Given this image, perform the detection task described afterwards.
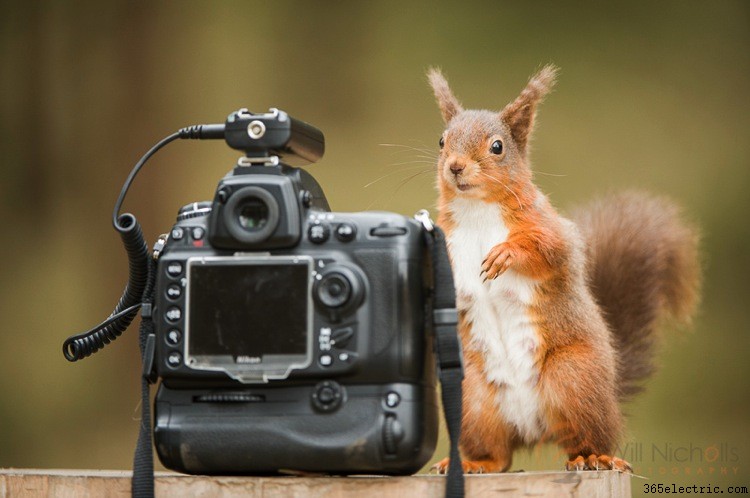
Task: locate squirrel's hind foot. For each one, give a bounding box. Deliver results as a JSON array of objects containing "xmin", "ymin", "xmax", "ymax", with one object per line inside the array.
[
  {"xmin": 565, "ymin": 454, "xmax": 632, "ymax": 472},
  {"xmin": 432, "ymin": 457, "xmax": 507, "ymax": 474}
]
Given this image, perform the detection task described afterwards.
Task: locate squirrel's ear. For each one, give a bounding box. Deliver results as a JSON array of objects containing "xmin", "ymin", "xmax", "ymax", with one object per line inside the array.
[
  {"xmin": 427, "ymin": 67, "xmax": 463, "ymax": 124},
  {"xmin": 501, "ymin": 64, "xmax": 558, "ymax": 154}
]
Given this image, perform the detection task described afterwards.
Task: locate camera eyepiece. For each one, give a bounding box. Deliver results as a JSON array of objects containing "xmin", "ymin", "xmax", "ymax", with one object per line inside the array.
[
  {"xmin": 238, "ymin": 199, "xmax": 269, "ymax": 231},
  {"xmin": 223, "ymin": 187, "xmax": 280, "ymax": 244}
]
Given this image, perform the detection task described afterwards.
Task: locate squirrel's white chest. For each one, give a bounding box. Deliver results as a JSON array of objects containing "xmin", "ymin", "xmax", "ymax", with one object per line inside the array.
[{"xmin": 446, "ymin": 198, "xmax": 544, "ymax": 442}]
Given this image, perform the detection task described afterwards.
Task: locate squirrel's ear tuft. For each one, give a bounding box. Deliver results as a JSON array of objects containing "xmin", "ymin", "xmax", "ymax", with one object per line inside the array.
[
  {"xmin": 427, "ymin": 67, "xmax": 463, "ymax": 124},
  {"xmin": 501, "ymin": 64, "xmax": 558, "ymax": 154}
]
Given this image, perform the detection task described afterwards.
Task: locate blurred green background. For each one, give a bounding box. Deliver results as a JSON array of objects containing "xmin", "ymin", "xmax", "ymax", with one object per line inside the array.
[{"xmin": 1, "ymin": 1, "xmax": 748, "ymax": 495}]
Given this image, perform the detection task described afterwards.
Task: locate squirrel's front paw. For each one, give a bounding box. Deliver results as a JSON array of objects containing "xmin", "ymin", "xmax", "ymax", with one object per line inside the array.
[{"xmin": 481, "ymin": 243, "xmax": 516, "ymax": 281}]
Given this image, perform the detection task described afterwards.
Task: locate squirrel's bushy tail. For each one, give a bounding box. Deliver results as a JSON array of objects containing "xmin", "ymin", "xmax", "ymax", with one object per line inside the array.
[{"xmin": 571, "ymin": 191, "xmax": 701, "ymax": 399}]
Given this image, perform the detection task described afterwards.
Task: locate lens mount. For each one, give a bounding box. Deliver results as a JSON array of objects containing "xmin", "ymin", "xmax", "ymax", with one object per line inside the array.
[{"xmin": 223, "ymin": 186, "xmax": 280, "ymax": 245}]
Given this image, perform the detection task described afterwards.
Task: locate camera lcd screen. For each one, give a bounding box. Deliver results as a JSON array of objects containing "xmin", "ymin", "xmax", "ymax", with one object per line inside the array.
[{"xmin": 187, "ymin": 259, "xmax": 310, "ymax": 362}]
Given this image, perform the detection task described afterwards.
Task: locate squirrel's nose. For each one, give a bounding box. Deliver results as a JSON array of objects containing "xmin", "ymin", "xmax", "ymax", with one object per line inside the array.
[{"xmin": 449, "ymin": 162, "xmax": 465, "ymax": 175}]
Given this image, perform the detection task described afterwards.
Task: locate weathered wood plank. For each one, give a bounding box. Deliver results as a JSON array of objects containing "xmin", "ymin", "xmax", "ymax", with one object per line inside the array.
[{"xmin": 0, "ymin": 469, "xmax": 631, "ymax": 498}]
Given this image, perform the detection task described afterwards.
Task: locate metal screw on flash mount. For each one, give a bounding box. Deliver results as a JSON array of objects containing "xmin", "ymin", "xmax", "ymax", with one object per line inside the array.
[
  {"xmin": 247, "ymin": 120, "xmax": 266, "ymax": 139},
  {"xmin": 237, "ymin": 155, "xmax": 280, "ymax": 167}
]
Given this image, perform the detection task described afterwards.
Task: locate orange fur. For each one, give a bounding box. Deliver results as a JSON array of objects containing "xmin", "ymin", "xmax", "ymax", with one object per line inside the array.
[{"xmin": 427, "ymin": 66, "xmax": 700, "ymax": 474}]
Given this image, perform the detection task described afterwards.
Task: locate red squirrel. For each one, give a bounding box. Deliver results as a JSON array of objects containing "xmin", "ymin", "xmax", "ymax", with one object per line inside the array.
[{"xmin": 427, "ymin": 65, "xmax": 701, "ymax": 473}]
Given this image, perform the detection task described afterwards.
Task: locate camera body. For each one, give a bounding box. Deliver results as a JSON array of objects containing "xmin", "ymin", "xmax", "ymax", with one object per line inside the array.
[{"xmin": 151, "ymin": 109, "xmax": 439, "ymax": 474}]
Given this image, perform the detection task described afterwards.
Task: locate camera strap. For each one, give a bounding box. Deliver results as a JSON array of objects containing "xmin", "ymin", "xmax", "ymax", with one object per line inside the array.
[
  {"xmin": 133, "ymin": 259, "xmax": 156, "ymax": 498},
  {"xmin": 419, "ymin": 213, "xmax": 465, "ymax": 498}
]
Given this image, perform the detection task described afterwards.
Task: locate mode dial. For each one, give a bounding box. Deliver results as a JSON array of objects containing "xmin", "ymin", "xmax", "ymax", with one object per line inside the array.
[{"xmin": 177, "ymin": 201, "xmax": 213, "ymax": 222}]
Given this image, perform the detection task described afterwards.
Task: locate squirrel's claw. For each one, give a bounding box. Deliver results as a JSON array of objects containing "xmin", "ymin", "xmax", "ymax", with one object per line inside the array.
[
  {"xmin": 482, "ymin": 243, "xmax": 514, "ymax": 281},
  {"xmin": 566, "ymin": 454, "xmax": 632, "ymax": 473},
  {"xmin": 566, "ymin": 455, "xmax": 587, "ymax": 471},
  {"xmin": 431, "ymin": 458, "xmax": 450, "ymax": 474}
]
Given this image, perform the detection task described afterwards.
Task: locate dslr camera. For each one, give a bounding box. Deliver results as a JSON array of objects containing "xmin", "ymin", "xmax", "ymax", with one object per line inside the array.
[
  {"xmin": 153, "ymin": 108, "xmax": 440, "ymax": 474},
  {"xmin": 63, "ymin": 108, "xmax": 462, "ymax": 478}
]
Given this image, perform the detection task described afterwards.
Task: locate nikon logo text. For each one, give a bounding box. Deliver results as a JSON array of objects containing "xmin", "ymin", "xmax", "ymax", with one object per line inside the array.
[{"xmin": 235, "ymin": 356, "xmax": 261, "ymax": 364}]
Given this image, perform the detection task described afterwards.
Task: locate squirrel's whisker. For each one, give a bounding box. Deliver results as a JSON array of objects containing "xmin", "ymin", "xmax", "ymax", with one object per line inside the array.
[
  {"xmin": 379, "ymin": 143, "xmax": 437, "ymax": 157},
  {"xmin": 364, "ymin": 164, "xmax": 434, "ymax": 188},
  {"xmin": 365, "ymin": 168, "xmax": 433, "ymax": 209}
]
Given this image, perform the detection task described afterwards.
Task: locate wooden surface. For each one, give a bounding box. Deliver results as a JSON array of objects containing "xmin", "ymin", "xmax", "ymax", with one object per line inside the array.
[{"xmin": 0, "ymin": 468, "xmax": 631, "ymax": 497}]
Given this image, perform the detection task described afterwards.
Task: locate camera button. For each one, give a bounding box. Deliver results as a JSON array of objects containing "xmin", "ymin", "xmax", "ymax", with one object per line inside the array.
[
  {"xmin": 191, "ymin": 227, "xmax": 205, "ymax": 240},
  {"xmin": 166, "ymin": 284, "xmax": 182, "ymax": 300},
  {"xmin": 370, "ymin": 226, "xmax": 408, "ymax": 237},
  {"xmin": 308, "ymin": 222, "xmax": 330, "ymax": 244},
  {"xmin": 312, "ymin": 380, "xmax": 343, "ymax": 412},
  {"xmin": 319, "ymin": 354, "xmax": 333, "ymax": 367},
  {"xmin": 171, "ymin": 227, "xmax": 184, "ymax": 241},
  {"xmin": 318, "ymin": 386, "xmax": 335, "ymax": 404},
  {"xmin": 167, "ymin": 262, "xmax": 183, "ymax": 277},
  {"xmin": 385, "ymin": 392, "xmax": 401, "ymax": 408},
  {"xmin": 165, "ymin": 306, "xmax": 181, "ymax": 323},
  {"xmin": 166, "ymin": 351, "xmax": 182, "ymax": 368},
  {"xmin": 331, "ymin": 327, "xmax": 354, "ymax": 349},
  {"xmin": 335, "ymin": 223, "xmax": 356, "ymax": 242},
  {"xmin": 166, "ymin": 329, "xmax": 182, "ymax": 346}
]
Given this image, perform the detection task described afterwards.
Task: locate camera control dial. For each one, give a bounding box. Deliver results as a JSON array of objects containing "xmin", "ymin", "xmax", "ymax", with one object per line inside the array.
[
  {"xmin": 313, "ymin": 265, "xmax": 364, "ymax": 314},
  {"xmin": 311, "ymin": 380, "xmax": 344, "ymax": 412},
  {"xmin": 177, "ymin": 201, "xmax": 213, "ymax": 222}
]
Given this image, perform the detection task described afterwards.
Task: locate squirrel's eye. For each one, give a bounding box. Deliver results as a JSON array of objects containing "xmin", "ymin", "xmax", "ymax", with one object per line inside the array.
[
  {"xmin": 439, "ymin": 136, "xmax": 445, "ymax": 149},
  {"xmin": 490, "ymin": 140, "xmax": 503, "ymax": 155}
]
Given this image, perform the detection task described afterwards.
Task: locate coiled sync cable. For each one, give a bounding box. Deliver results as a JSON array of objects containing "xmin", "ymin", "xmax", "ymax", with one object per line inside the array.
[
  {"xmin": 62, "ymin": 125, "xmax": 224, "ymax": 362},
  {"xmin": 62, "ymin": 214, "xmax": 150, "ymax": 361}
]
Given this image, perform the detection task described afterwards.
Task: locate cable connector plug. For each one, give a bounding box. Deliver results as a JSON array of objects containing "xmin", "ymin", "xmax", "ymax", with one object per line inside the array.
[{"xmin": 178, "ymin": 124, "xmax": 225, "ymax": 140}]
